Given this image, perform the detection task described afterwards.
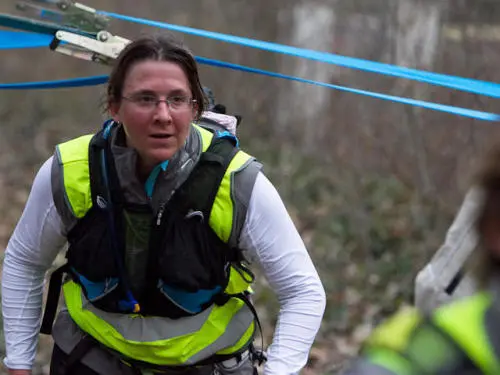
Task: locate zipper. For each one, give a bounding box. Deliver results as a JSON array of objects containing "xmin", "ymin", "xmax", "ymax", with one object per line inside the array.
[
  {"xmin": 143, "ymin": 202, "xmax": 166, "ymax": 313},
  {"xmin": 156, "ymin": 204, "xmax": 166, "ymax": 226},
  {"xmin": 155, "ymin": 188, "xmax": 176, "ymax": 226}
]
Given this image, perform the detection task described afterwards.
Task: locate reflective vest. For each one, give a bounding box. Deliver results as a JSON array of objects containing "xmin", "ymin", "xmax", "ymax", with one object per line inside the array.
[
  {"xmin": 50, "ymin": 124, "xmax": 259, "ymax": 366},
  {"xmin": 362, "ymin": 292, "xmax": 500, "ymax": 375}
]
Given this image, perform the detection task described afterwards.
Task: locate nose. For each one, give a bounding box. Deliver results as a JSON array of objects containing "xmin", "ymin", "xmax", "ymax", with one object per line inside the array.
[{"xmin": 153, "ymin": 101, "xmax": 173, "ymax": 123}]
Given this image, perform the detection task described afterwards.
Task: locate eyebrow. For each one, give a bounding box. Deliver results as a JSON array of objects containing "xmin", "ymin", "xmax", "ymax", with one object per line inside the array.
[{"xmin": 127, "ymin": 89, "xmax": 190, "ymax": 97}]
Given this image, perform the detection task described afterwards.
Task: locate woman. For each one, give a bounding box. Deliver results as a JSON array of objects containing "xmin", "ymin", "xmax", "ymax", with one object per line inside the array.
[
  {"xmin": 341, "ymin": 145, "xmax": 500, "ymax": 375},
  {"xmin": 1, "ymin": 33, "xmax": 326, "ymax": 375}
]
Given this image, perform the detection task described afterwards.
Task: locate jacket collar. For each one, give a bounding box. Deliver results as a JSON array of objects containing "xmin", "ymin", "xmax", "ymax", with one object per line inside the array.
[{"xmin": 108, "ymin": 123, "xmax": 202, "ymax": 211}]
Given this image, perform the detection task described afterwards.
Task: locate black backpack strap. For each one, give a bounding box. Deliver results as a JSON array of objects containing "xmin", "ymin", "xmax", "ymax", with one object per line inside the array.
[
  {"xmin": 40, "ymin": 264, "xmax": 69, "ymax": 335},
  {"xmin": 88, "ymin": 132, "xmax": 106, "ymax": 208},
  {"xmin": 88, "ymin": 121, "xmax": 124, "ymax": 209},
  {"xmin": 173, "ymin": 131, "xmax": 239, "ymax": 219},
  {"xmin": 62, "ymin": 335, "xmax": 97, "ymax": 375},
  {"xmin": 88, "ymin": 120, "xmax": 140, "ymax": 313},
  {"xmin": 200, "ymin": 132, "xmax": 240, "ymax": 217}
]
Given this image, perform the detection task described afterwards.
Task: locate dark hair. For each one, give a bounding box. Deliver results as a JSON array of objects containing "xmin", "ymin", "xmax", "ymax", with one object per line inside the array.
[
  {"xmin": 473, "ymin": 145, "xmax": 500, "ymax": 286},
  {"xmin": 106, "ymin": 33, "xmax": 206, "ymax": 119},
  {"xmin": 475, "ymin": 146, "xmax": 500, "ymax": 235}
]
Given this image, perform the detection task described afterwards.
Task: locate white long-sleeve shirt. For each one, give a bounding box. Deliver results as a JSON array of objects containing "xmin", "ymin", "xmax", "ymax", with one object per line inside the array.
[{"xmin": 2, "ymin": 156, "xmax": 326, "ymax": 375}]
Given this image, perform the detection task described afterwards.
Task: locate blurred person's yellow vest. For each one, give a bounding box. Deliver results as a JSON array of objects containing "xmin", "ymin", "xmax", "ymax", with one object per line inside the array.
[{"xmin": 360, "ymin": 292, "xmax": 500, "ymax": 375}]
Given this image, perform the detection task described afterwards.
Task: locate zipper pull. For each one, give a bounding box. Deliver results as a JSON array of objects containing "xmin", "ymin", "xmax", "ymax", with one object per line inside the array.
[{"xmin": 156, "ymin": 204, "xmax": 165, "ymax": 226}]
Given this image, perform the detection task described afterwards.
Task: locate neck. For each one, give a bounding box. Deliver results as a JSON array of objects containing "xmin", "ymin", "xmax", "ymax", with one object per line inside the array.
[{"xmin": 136, "ymin": 161, "xmax": 154, "ymax": 184}]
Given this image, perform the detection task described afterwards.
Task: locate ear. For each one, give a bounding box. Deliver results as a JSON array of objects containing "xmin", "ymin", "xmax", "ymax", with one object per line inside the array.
[
  {"xmin": 109, "ymin": 101, "xmax": 121, "ymax": 122},
  {"xmin": 192, "ymin": 101, "xmax": 199, "ymax": 118}
]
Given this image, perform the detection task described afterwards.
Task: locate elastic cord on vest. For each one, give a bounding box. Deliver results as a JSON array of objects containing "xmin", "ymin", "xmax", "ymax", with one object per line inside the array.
[
  {"xmin": 213, "ymin": 292, "xmax": 267, "ymax": 366},
  {"xmin": 100, "ymin": 120, "xmax": 140, "ymax": 313},
  {"xmin": 237, "ymin": 294, "xmax": 267, "ymax": 366}
]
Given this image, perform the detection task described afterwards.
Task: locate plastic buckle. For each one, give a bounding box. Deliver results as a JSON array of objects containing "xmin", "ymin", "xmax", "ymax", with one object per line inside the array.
[
  {"xmin": 50, "ymin": 29, "xmax": 130, "ymax": 64},
  {"xmin": 249, "ymin": 344, "xmax": 267, "ymax": 366}
]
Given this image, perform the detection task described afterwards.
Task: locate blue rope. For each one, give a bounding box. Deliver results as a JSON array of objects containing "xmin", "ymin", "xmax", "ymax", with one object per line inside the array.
[
  {"xmin": 100, "ymin": 11, "xmax": 500, "ymax": 99},
  {"xmin": 0, "ymin": 31, "xmax": 498, "ymax": 121},
  {"xmin": 197, "ymin": 57, "xmax": 500, "ymax": 122},
  {"xmin": 0, "ymin": 75, "xmax": 109, "ymax": 89},
  {"xmin": 0, "ymin": 31, "xmax": 53, "ymax": 49}
]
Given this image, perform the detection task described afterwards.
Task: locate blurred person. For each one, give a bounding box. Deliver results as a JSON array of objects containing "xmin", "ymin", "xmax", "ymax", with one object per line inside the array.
[
  {"xmin": 414, "ymin": 185, "xmax": 481, "ymax": 313},
  {"xmin": 1, "ymin": 33, "xmax": 325, "ymax": 375},
  {"xmin": 340, "ymin": 145, "xmax": 500, "ymax": 375}
]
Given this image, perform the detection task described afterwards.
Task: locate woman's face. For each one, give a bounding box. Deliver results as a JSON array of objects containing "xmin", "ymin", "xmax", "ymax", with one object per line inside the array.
[{"xmin": 110, "ymin": 60, "xmax": 196, "ymax": 174}]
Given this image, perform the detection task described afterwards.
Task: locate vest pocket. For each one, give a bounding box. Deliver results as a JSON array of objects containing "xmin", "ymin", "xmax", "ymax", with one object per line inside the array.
[
  {"xmin": 67, "ymin": 207, "xmax": 132, "ymax": 312},
  {"xmin": 150, "ymin": 209, "xmax": 230, "ymax": 317},
  {"xmin": 67, "ymin": 207, "xmax": 120, "ymax": 281},
  {"xmin": 157, "ymin": 279, "xmax": 222, "ymax": 315},
  {"xmin": 70, "ymin": 268, "xmax": 119, "ymax": 302}
]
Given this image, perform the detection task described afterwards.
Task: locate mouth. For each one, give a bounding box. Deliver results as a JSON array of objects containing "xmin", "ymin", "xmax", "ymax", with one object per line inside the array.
[{"xmin": 149, "ymin": 133, "xmax": 173, "ymax": 139}]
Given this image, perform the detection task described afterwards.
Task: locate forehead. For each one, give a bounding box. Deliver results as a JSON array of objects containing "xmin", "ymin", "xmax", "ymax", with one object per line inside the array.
[{"xmin": 123, "ymin": 60, "xmax": 191, "ymax": 94}]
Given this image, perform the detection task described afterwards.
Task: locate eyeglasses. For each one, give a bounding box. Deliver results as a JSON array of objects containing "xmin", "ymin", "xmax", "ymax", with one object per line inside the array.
[{"xmin": 122, "ymin": 94, "xmax": 196, "ymax": 112}]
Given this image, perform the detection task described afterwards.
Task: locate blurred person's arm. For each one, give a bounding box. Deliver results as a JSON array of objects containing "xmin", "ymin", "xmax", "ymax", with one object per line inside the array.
[
  {"xmin": 414, "ymin": 186, "xmax": 483, "ymax": 313},
  {"xmin": 2, "ymin": 157, "xmax": 67, "ymax": 373},
  {"xmin": 239, "ymin": 172, "xmax": 326, "ymax": 375}
]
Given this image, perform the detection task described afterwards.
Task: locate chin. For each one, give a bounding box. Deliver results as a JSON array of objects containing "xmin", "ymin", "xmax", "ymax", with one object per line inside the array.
[{"xmin": 150, "ymin": 151, "xmax": 177, "ymax": 164}]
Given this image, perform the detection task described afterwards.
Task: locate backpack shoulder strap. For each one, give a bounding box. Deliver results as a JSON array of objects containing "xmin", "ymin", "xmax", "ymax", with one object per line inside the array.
[
  {"xmin": 173, "ymin": 130, "xmax": 240, "ymax": 220},
  {"xmin": 88, "ymin": 120, "xmax": 124, "ymax": 209}
]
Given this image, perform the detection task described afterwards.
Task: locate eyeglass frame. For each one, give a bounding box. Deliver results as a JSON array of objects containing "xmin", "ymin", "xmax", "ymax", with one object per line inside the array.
[{"xmin": 121, "ymin": 93, "xmax": 197, "ymax": 111}]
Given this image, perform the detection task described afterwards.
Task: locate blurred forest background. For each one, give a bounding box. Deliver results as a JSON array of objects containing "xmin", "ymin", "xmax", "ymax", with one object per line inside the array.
[{"xmin": 1, "ymin": 0, "xmax": 500, "ymax": 374}]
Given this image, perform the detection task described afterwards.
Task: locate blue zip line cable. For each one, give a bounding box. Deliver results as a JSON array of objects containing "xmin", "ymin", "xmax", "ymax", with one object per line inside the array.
[
  {"xmin": 0, "ymin": 31, "xmax": 498, "ymax": 121},
  {"xmin": 197, "ymin": 57, "xmax": 500, "ymax": 122},
  {"xmin": 0, "ymin": 30, "xmax": 53, "ymax": 49},
  {"xmin": 0, "ymin": 75, "xmax": 109, "ymax": 89},
  {"xmin": 99, "ymin": 11, "xmax": 500, "ymax": 99}
]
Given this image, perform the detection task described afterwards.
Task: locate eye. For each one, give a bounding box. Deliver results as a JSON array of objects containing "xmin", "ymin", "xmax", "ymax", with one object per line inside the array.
[
  {"xmin": 137, "ymin": 95, "xmax": 158, "ymax": 104},
  {"xmin": 170, "ymin": 96, "xmax": 187, "ymax": 104}
]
